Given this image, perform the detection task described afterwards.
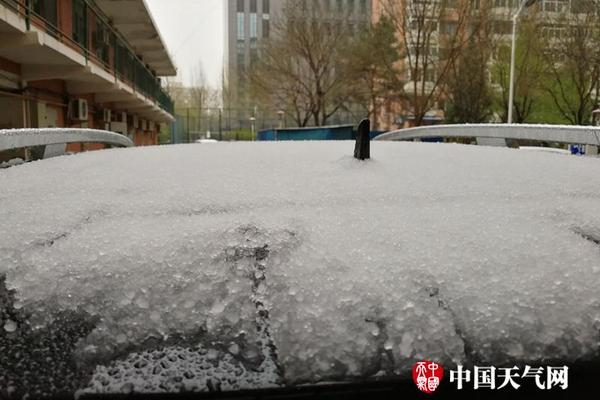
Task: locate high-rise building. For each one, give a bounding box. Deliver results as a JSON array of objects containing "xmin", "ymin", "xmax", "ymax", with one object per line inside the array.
[
  {"xmin": 223, "ymin": 0, "xmax": 372, "ymax": 127},
  {"xmin": 223, "ymin": 0, "xmax": 278, "ymax": 112}
]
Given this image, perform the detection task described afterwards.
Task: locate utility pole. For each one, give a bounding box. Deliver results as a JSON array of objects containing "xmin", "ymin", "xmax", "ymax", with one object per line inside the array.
[
  {"xmin": 186, "ymin": 107, "xmax": 190, "ymax": 143},
  {"xmin": 219, "ymin": 107, "xmax": 223, "ymax": 141},
  {"xmin": 277, "ymin": 110, "xmax": 285, "ymax": 129},
  {"xmin": 250, "ymin": 116, "xmax": 256, "ymax": 140}
]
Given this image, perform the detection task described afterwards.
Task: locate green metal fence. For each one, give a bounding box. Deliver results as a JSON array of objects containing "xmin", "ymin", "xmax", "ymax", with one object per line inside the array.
[
  {"xmin": 0, "ymin": 0, "xmax": 174, "ymax": 116},
  {"xmin": 169, "ymin": 107, "xmax": 362, "ymax": 144}
]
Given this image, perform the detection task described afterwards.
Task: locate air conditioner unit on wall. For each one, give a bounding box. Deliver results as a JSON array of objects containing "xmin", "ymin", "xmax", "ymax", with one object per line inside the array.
[{"xmin": 70, "ymin": 99, "xmax": 88, "ymax": 121}]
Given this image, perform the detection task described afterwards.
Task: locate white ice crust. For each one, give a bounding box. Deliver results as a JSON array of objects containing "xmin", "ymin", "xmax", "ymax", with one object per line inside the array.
[{"xmin": 1, "ymin": 141, "xmax": 600, "ymax": 393}]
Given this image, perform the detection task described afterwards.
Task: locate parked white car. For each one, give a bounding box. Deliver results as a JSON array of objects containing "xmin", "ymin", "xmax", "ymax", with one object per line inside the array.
[{"xmin": 1, "ymin": 141, "xmax": 599, "ymax": 398}]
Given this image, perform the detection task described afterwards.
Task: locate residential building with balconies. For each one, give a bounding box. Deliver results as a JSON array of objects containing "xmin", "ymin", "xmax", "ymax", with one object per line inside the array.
[{"xmin": 0, "ymin": 0, "xmax": 176, "ymax": 149}]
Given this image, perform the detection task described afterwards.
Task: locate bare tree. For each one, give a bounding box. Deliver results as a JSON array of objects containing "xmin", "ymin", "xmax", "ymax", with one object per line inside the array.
[
  {"xmin": 541, "ymin": 0, "xmax": 600, "ymax": 125},
  {"xmin": 189, "ymin": 64, "xmax": 209, "ymax": 112},
  {"xmin": 346, "ymin": 15, "xmax": 403, "ymax": 130},
  {"xmin": 165, "ymin": 63, "xmax": 220, "ymax": 141},
  {"xmin": 164, "ymin": 63, "xmax": 213, "ymax": 111},
  {"xmin": 381, "ymin": 0, "xmax": 474, "ymax": 126},
  {"xmin": 249, "ymin": 1, "xmax": 355, "ymax": 127},
  {"xmin": 490, "ymin": 9, "xmax": 546, "ymax": 123},
  {"xmin": 444, "ymin": 2, "xmax": 495, "ymax": 123}
]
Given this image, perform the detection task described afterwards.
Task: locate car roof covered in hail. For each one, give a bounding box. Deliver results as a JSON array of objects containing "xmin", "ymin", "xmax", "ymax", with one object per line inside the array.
[{"xmin": 1, "ymin": 141, "xmax": 600, "ymax": 396}]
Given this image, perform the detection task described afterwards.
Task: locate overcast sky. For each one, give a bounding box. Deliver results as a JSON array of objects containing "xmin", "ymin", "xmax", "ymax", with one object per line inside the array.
[{"xmin": 146, "ymin": 0, "xmax": 224, "ymax": 88}]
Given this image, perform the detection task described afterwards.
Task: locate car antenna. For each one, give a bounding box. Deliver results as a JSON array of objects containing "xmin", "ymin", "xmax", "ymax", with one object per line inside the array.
[{"xmin": 354, "ymin": 118, "xmax": 371, "ymax": 160}]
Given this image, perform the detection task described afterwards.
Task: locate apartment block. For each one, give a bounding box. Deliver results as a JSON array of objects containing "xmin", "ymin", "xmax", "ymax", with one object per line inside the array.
[
  {"xmin": 0, "ymin": 0, "xmax": 176, "ymax": 150},
  {"xmin": 372, "ymin": 0, "xmax": 594, "ymax": 130}
]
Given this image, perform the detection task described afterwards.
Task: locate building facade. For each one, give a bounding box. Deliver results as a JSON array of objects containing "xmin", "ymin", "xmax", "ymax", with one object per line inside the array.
[
  {"xmin": 372, "ymin": 0, "xmax": 597, "ymax": 131},
  {"xmin": 223, "ymin": 0, "xmax": 372, "ymax": 128},
  {"xmin": 223, "ymin": 0, "xmax": 278, "ymax": 113},
  {"xmin": 0, "ymin": 0, "xmax": 176, "ymax": 151}
]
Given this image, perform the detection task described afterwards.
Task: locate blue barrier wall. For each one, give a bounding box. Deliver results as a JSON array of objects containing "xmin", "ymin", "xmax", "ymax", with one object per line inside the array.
[{"xmin": 258, "ymin": 126, "xmax": 385, "ymax": 141}]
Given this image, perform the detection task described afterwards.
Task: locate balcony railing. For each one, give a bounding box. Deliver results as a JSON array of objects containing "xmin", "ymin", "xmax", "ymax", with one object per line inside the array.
[{"xmin": 0, "ymin": 0, "xmax": 174, "ymax": 116}]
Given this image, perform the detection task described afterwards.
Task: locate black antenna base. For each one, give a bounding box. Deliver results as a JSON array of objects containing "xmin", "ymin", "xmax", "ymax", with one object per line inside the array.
[{"xmin": 354, "ymin": 119, "xmax": 371, "ymax": 160}]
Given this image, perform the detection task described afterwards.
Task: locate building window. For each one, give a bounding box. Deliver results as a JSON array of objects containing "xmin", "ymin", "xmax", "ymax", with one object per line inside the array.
[
  {"xmin": 93, "ymin": 25, "xmax": 111, "ymax": 64},
  {"xmin": 263, "ymin": 0, "xmax": 270, "ymax": 13},
  {"xmin": 542, "ymin": 26, "xmax": 565, "ymax": 40},
  {"xmin": 441, "ymin": 21, "xmax": 458, "ymax": 35},
  {"xmin": 262, "ymin": 16, "xmax": 270, "ymax": 38},
  {"xmin": 347, "ymin": 0, "xmax": 354, "ymax": 13},
  {"xmin": 407, "ymin": 66, "xmax": 436, "ymax": 83},
  {"xmin": 237, "ymin": 56, "xmax": 245, "ymax": 69},
  {"xmin": 337, "ymin": 0, "xmax": 343, "ymax": 13},
  {"xmin": 236, "ymin": 41, "xmax": 245, "ymax": 67},
  {"xmin": 31, "ymin": 0, "xmax": 58, "ymax": 35},
  {"xmin": 236, "ymin": 30, "xmax": 246, "ymax": 91},
  {"xmin": 542, "ymin": 0, "xmax": 568, "ymax": 12},
  {"xmin": 237, "ymin": 0, "xmax": 244, "ymax": 12},
  {"xmin": 494, "ymin": 0, "xmax": 523, "ymax": 8},
  {"xmin": 72, "ymin": 0, "xmax": 88, "ymax": 48},
  {"xmin": 250, "ymin": 13, "xmax": 258, "ymax": 38},
  {"xmin": 32, "ymin": 0, "xmax": 58, "ymax": 27},
  {"xmin": 250, "ymin": 0, "xmax": 257, "ymax": 13},
  {"xmin": 237, "ymin": 12, "xmax": 245, "ymax": 40},
  {"xmin": 359, "ymin": 0, "xmax": 367, "ymax": 13},
  {"xmin": 237, "ymin": 64, "xmax": 246, "ymax": 82}
]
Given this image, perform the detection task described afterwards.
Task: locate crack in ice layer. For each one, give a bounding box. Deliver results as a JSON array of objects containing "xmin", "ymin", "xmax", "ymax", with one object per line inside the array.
[
  {"xmin": 224, "ymin": 232, "xmax": 282, "ymax": 375},
  {"xmin": 79, "ymin": 225, "xmax": 291, "ymax": 395},
  {"xmin": 573, "ymin": 229, "xmax": 600, "ymax": 246},
  {"xmin": 422, "ymin": 285, "xmax": 480, "ymax": 366},
  {"xmin": 363, "ymin": 316, "xmax": 397, "ymax": 376},
  {"xmin": 37, "ymin": 212, "xmax": 106, "ymax": 247}
]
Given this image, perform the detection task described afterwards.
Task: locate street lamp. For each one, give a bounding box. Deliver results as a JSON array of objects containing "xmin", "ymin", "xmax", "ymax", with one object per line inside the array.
[
  {"xmin": 508, "ymin": 0, "xmax": 538, "ymax": 124},
  {"xmin": 250, "ymin": 116, "xmax": 256, "ymax": 140},
  {"xmin": 218, "ymin": 107, "xmax": 223, "ymax": 141},
  {"xmin": 277, "ymin": 110, "xmax": 285, "ymax": 129},
  {"xmin": 206, "ymin": 109, "xmax": 212, "ymax": 139},
  {"xmin": 184, "ymin": 99, "xmax": 190, "ymax": 143}
]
